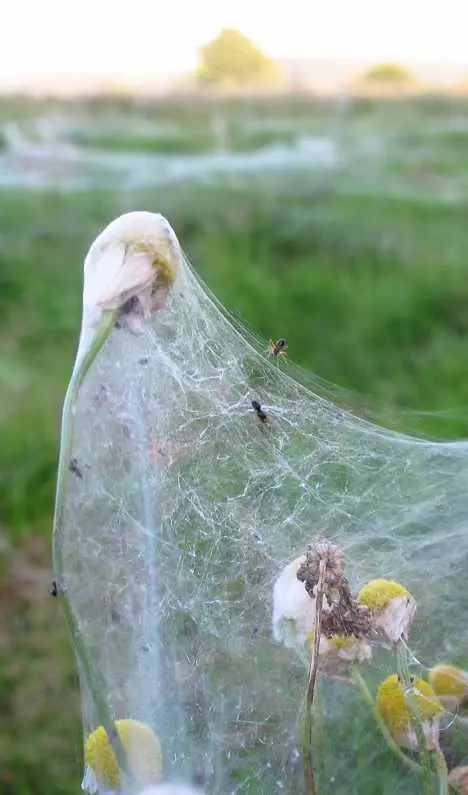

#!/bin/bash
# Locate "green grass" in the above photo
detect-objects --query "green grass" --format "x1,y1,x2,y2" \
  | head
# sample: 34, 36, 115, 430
2, 93, 468, 794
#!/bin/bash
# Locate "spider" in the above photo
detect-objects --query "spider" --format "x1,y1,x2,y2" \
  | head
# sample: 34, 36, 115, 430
68, 458, 83, 479
252, 399, 268, 423
267, 338, 287, 358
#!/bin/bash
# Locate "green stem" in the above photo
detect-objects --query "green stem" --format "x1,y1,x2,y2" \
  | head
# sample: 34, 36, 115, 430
313, 681, 327, 788
301, 560, 326, 795
302, 693, 315, 795
432, 748, 449, 795
396, 642, 435, 795
52, 310, 135, 790
351, 667, 422, 775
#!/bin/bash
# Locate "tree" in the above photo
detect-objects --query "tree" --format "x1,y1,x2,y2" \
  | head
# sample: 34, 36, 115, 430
197, 28, 277, 87
361, 62, 415, 85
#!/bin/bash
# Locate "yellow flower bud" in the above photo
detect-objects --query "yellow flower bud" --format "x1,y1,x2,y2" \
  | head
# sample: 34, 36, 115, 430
83, 718, 163, 792
376, 674, 443, 750
428, 663, 468, 711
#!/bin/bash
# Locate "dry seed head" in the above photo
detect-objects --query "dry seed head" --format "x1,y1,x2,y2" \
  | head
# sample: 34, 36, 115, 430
296, 540, 345, 597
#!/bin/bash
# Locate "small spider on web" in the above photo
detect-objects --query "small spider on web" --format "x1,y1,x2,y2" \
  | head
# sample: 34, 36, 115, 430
267, 338, 287, 358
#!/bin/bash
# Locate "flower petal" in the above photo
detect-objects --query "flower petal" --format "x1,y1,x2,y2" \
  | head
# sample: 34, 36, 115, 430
84, 244, 155, 313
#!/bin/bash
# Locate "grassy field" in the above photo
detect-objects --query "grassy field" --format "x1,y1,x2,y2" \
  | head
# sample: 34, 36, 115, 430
2, 93, 468, 794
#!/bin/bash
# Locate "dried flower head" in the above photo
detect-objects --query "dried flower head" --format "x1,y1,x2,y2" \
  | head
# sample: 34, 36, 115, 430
448, 765, 468, 794
272, 554, 316, 647
428, 663, 468, 711
357, 579, 416, 645
82, 718, 163, 793
376, 674, 443, 751
296, 540, 345, 596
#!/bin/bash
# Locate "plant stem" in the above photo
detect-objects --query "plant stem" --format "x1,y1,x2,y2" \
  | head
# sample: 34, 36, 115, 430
396, 641, 435, 795
432, 747, 449, 795
52, 310, 135, 790
301, 559, 326, 795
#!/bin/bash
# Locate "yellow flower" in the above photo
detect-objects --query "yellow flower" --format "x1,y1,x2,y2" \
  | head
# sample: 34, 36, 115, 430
83, 718, 163, 793
428, 663, 468, 711
357, 579, 416, 644
320, 633, 372, 663
376, 674, 443, 750
272, 555, 316, 648
306, 628, 372, 663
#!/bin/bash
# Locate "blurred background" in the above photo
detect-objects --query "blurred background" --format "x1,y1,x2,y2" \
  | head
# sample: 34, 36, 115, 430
2, 1, 468, 792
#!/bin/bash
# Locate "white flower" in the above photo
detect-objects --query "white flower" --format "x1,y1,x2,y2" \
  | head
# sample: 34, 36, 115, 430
357, 579, 416, 646
83, 211, 180, 315
272, 555, 316, 648
76, 211, 181, 364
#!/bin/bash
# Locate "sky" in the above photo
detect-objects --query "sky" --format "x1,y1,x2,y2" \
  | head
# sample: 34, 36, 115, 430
1, 0, 468, 75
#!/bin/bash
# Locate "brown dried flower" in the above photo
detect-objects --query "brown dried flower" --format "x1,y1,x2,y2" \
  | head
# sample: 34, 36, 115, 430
296, 540, 372, 643
296, 540, 345, 596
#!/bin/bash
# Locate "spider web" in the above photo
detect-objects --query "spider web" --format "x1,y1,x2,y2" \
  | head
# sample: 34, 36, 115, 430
58, 238, 468, 795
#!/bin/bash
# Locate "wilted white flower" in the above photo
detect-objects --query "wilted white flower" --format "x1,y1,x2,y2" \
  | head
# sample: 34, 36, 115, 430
272, 555, 316, 648
357, 579, 416, 645
76, 211, 181, 365
376, 674, 443, 751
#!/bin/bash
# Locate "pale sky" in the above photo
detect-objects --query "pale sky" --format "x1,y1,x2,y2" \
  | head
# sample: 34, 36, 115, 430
2, 0, 468, 75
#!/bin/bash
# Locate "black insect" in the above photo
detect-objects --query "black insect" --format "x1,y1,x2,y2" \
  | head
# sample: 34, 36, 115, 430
138, 357, 149, 365
397, 674, 416, 684
50, 580, 59, 597
93, 383, 109, 407
267, 338, 287, 358
120, 295, 140, 315
252, 400, 268, 423
68, 458, 83, 479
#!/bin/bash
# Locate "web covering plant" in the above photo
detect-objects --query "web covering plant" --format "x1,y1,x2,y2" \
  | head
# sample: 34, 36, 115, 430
53, 212, 468, 795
